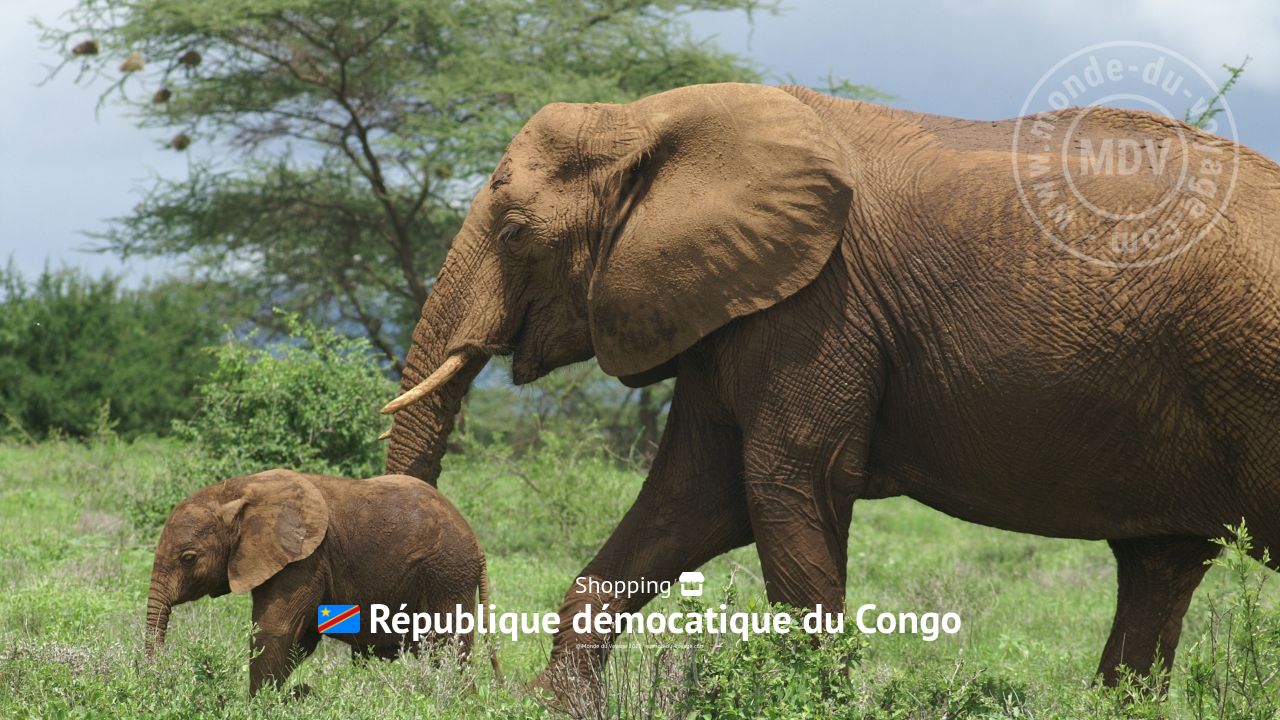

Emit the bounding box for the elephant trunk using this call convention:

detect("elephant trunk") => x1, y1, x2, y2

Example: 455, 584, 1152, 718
145, 591, 171, 658
385, 234, 496, 484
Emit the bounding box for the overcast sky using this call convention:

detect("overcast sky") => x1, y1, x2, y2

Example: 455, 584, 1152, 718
2, 0, 1277, 283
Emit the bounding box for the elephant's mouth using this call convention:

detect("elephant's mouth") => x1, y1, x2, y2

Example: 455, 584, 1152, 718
505, 305, 546, 385
509, 327, 543, 385
502, 303, 591, 386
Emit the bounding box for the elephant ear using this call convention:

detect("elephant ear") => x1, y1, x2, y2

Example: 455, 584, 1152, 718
220, 470, 329, 594
588, 83, 853, 377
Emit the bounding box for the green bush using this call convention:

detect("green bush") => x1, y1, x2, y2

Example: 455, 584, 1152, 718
1182, 522, 1280, 719
174, 313, 393, 476
129, 314, 393, 532
681, 605, 865, 720
0, 263, 233, 440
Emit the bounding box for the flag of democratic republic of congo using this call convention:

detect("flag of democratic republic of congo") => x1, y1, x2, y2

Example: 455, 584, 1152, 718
318, 605, 360, 634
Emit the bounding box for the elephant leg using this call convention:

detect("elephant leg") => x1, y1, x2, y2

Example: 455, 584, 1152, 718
435, 589, 477, 663
249, 626, 320, 696
740, 365, 878, 619
1098, 536, 1219, 687
744, 471, 857, 615
535, 378, 753, 698
249, 582, 321, 696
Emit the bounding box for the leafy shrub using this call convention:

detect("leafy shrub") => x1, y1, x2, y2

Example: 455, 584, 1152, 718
174, 313, 393, 477
0, 263, 234, 440
859, 664, 1031, 720
681, 615, 864, 719
129, 314, 393, 532
1183, 522, 1280, 719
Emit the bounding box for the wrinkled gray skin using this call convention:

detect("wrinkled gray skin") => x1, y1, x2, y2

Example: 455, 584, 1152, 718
145, 470, 496, 695
382, 82, 1280, 699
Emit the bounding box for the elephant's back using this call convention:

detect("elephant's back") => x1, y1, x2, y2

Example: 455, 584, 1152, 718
311, 474, 483, 575
793, 87, 1280, 539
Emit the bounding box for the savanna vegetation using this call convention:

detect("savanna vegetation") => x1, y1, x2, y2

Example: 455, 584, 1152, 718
3, 322, 1280, 719
4, 433, 1280, 718
0, 263, 243, 441
4, 0, 1273, 717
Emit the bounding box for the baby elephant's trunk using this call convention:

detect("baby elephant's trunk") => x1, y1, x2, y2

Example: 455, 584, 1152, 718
478, 552, 502, 682
145, 591, 171, 657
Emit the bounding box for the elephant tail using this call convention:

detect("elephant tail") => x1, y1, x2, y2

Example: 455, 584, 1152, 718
477, 549, 503, 683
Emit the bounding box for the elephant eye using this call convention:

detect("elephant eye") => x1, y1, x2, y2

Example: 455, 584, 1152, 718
180, 551, 197, 565
497, 221, 525, 248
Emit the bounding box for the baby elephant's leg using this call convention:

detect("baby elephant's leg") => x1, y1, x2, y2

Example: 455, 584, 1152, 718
249, 588, 321, 696
423, 589, 479, 664
250, 626, 320, 695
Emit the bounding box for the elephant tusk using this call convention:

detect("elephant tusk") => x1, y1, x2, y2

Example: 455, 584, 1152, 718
380, 353, 468, 414
377, 427, 392, 441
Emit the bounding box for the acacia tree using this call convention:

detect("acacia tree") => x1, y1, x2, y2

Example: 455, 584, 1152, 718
41, 0, 768, 370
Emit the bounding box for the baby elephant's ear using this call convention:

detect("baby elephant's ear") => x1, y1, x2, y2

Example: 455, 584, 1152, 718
221, 470, 329, 594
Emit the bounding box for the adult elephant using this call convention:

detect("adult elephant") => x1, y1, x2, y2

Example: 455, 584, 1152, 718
380, 82, 1280, 694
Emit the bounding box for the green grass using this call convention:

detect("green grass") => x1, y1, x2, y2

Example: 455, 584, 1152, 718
2, 436, 1279, 718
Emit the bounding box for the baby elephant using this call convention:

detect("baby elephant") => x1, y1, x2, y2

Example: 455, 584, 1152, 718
144, 469, 498, 695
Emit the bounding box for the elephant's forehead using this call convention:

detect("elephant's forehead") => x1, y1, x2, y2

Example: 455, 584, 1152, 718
164, 503, 215, 539
487, 158, 546, 208
524, 102, 591, 137
520, 101, 632, 163
510, 108, 576, 158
